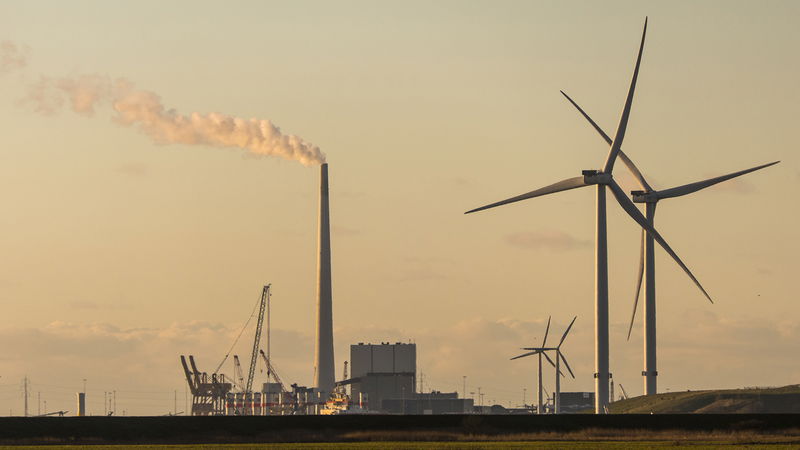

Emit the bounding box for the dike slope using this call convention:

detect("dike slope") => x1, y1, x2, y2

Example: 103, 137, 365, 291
608, 384, 800, 414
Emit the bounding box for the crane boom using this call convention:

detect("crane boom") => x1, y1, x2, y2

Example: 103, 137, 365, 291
619, 383, 630, 400
259, 349, 286, 393
246, 284, 270, 393
232, 355, 245, 391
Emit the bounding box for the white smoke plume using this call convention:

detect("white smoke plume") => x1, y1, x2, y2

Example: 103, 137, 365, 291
7, 40, 324, 166
23, 74, 326, 166
0, 40, 28, 73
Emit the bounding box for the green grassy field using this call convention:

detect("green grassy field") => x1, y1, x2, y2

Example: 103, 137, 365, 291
607, 384, 800, 414
2, 443, 799, 449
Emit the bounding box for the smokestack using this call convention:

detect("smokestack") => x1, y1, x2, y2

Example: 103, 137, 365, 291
313, 163, 335, 394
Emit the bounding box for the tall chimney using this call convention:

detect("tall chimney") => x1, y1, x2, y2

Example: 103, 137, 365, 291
313, 163, 335, 394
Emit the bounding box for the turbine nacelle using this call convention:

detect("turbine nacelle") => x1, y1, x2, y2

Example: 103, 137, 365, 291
630, 190, 658, 203
582, 170, 612, 185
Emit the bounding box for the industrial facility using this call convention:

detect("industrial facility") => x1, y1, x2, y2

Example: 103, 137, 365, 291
338, 342, 473, 414
173, 163, 547, 416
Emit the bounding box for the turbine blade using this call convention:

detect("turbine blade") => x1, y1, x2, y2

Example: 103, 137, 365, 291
609, 180, 713, 303
542, 316, 551, 348
603, 18, 647, 174
558, 316, 577, 348
559, 351, 576, 379
511, 350, 539, 360
628, 228, 645, 341
465, 176, 589, 214
560, 90, 651, 192
655, 161, 780, 200
542, 351, 557, 370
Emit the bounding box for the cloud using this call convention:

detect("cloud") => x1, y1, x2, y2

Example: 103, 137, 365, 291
505, 230, 590, 251
0, 320, 312, 415
1, 312, 797, 414
0, 41, 27, 74
115, 162, 149, 177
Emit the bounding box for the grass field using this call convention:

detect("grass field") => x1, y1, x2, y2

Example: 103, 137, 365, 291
2, 442, 800, 449
2, 412, 799, 447
607, 384, 800, 414
3, 428, 800, 449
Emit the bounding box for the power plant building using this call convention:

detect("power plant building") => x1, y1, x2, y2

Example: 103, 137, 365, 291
348, 342, 416, 412
558, 392, 595, 412
383, 391, 473, 414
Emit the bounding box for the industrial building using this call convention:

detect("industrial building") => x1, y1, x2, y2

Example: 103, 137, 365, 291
340, 342, 473, 414
347, 342, 416, 412
557, 392, 595, 412
383, 391, 473, 414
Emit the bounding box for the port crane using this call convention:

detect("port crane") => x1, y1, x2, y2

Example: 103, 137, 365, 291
179, 284, 277, 415
259, 349, 287, 393
232, 355, 245, 391
246, 285, 270, 393
619, 383, 630, 401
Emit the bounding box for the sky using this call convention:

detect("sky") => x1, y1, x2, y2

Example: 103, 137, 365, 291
0, 0, 798, 415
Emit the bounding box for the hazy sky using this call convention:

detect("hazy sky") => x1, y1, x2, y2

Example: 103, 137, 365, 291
1, 0, 798, 415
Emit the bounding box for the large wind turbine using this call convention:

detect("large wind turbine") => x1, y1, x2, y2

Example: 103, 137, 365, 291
466, 18, 712, 413
558, 90, 779, 396
511, 316, 553, 415
523, 316, 577, 414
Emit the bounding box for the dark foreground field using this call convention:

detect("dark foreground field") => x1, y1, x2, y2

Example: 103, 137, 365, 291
0, 414, 799, 447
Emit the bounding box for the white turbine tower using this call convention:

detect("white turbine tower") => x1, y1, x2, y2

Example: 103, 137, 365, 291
511, 316, 552, 415
559, 91, 779, 396
466, 18, 712, 413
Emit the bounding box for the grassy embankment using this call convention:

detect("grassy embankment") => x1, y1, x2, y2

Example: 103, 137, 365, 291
3, 441, 800, 449
607, 384, 800, 414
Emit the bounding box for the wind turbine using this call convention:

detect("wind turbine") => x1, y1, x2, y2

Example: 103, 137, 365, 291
559, 90, 779, 396
524, 316, 577, 414
466, 18, 711, 413
511, 316, 553, 415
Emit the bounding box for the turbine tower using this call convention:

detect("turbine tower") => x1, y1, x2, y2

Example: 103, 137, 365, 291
542, 316, 577, 414
314, 163, 335, 395
467, 18, 712, 413
559, 91, 779, 396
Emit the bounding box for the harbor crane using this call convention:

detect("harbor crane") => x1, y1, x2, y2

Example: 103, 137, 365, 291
246, 285, 270, 393
619, 383, 630, 401
259, 349, 286, 393
232, 355, 245, 391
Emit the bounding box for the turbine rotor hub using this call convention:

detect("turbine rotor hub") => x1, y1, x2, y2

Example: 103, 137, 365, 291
631, 190, 658, 203
582, 170, 612, 185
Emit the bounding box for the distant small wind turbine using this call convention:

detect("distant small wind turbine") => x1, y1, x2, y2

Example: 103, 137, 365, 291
511, 316, 553, 415
468, 18, 710, 413
523, 316, 577, 414
559, 90, 779, 396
